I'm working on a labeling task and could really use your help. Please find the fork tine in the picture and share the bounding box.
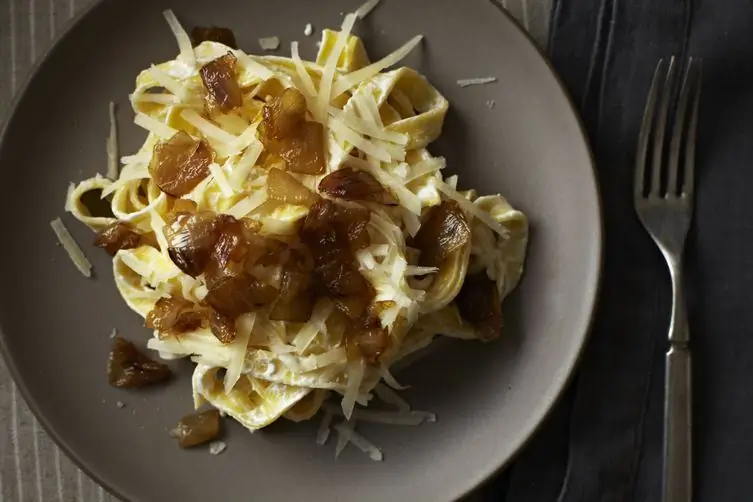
[667,58,695,196]
[635,59,666,200]
[650,56,678,197]
[682,60,702,198]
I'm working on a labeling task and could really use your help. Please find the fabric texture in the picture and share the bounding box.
[503,1,753,501]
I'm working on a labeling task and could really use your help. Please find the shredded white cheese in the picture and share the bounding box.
[380,363,409,390]
[225,313,255,393]
[333,422,383,461]
[342,358,365,420]
[209,441,227,455]
[304,23,314,37]
[330,107,408,145]
[134,113,178,139]
[330,120,391,162]
[258,36,281,51]
[334,419,355,459]
[106,102,119,180]
[50,218,92,278]
[291,42,318,98]
[324,404,434,426]
[356,0,382,19]
[180,109,239,146]
[435,180,511,238]
[331,35,423,98]
[374,383,410,413]
[456,77,498,87]
[316,13,358,122]
[163,10,196,66]
[148,64,187,100]
[208,163,234,197]
[316,410,333,445]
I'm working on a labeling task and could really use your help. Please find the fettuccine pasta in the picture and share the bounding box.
[65,9,528,439]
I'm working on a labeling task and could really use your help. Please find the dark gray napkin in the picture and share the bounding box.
[483,0,753,501]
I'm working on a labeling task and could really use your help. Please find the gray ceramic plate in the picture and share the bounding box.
[0,0,601,501]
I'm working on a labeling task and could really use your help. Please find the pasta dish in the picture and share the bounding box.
[62,7,528,456]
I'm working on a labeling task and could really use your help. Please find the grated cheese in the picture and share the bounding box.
[225,313,255,393]
[291,42,317,97]
[236,54,275,81]
[163,10,196,67]
[380,363,409,390]
[316,410,333,445]
[374,383,410,413]
[401,207,421,237]
[330,107,408,145]
[457,77,497,87]
[50,217,92,278]
[435,180,511,238]
[180,109,238,146]
[355,0,382,19]
[131,93,181,106]
[293,299,333,352]
[304,23,314,37]
[230,142,263,190]
[342,358,365,420]
[406,157,446,182]
[405,265,439,276]
[324,404,434,426]
[330,120,391,162]
[334,419,355,459]
[355,90,384,128]
[333,422,383,461]
[331,35,423,98]
[209,441,227,455]
[106,102,119,180]
[208,163,234,197]
[316,13,358,122]
[258,36,281,51]
[134,113,178,139]
[147,64,187,99]
[348,156,421,215]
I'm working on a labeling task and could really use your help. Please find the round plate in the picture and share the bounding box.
[0,0,601,501]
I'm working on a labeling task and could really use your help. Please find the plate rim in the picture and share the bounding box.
[0,1,603,500]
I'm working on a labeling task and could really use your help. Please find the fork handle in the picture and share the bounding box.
[663,341,692,502]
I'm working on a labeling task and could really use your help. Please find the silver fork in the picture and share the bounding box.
[634,57,701,502]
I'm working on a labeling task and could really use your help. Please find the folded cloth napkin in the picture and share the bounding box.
[482,0,753,501]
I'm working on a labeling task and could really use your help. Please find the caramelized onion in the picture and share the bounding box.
[266,168,319,207]
[191,26,238,49]
[301,200,373,311]
[455,273,502,341]
[262,88,307,139]
[260,89,326,175]
[108,337,172,388]
[318,168,397,205]
[170,409,222,448]
[209,310,237,343]
[278,121,326,175]
[412,200,471,267]
[205,271,276,318]
[165,211,222,277]
[200,53,243,112]
[207,216,247,276]
[269,258,314,322]
[93,222,141,256]
[149,131,213,197]
[145,297,205,335]
[355,326,391,363]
